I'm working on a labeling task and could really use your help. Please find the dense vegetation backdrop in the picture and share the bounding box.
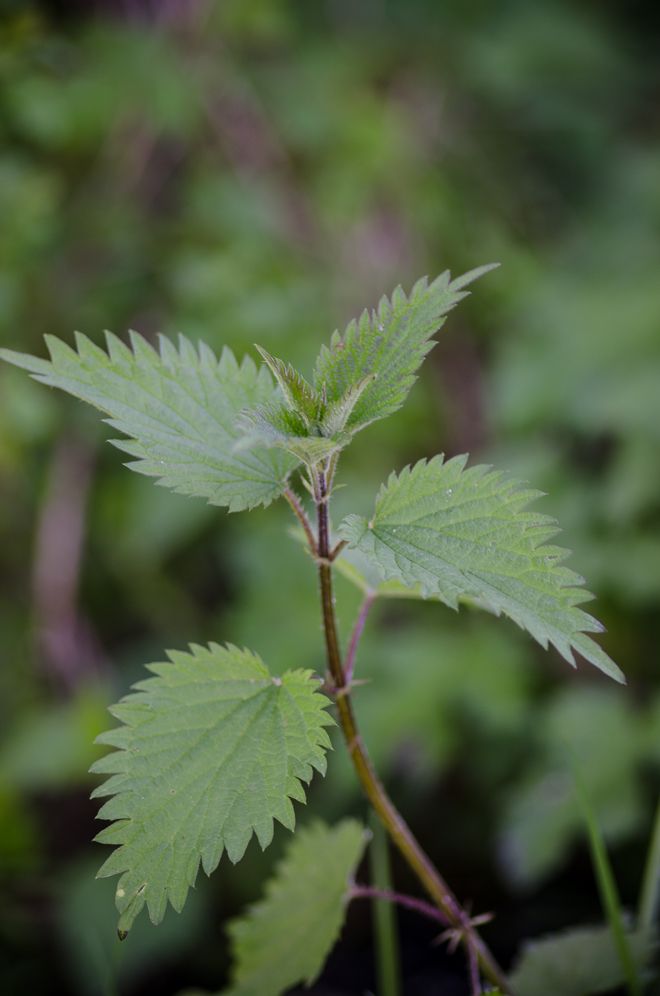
[1,1,659,993]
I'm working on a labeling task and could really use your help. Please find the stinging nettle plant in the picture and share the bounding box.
[1,265,624,996]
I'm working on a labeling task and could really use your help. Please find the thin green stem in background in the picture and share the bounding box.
[638,796,660,933]
[572,761,642,996]
[369,812,402,996]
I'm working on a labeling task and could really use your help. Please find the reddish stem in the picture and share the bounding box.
[283,486,317,556]
[344,591,376,686]
[330,538,348,561]
[313,468,510,994]
[351,884,448,926]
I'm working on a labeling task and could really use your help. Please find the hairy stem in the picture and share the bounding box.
[314,469,509,994]
[283,485,317,556]
[330,538,347,561]
[351,883,447,926]
[344,591,376,686]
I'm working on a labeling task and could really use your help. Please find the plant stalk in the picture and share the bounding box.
[352,882,446,927]
[573,759,642,996]
[638,795,660,932]
[284,486,317,555]
[367,814,402,996]
[344,591,376,686]
[314,469,510,994]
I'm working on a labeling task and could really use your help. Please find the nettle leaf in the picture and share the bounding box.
[254,345,322,425]
[334,541,498,610]
[334,542,428,599]
[240,349,368,465]
[90,643,333,935]
[236,402,349,465]
[240,263,490,465]
[0,333,298,511]
[225,820,366,996]
[339,454,623,683]
[509,924,655,996]
[314,264,497,434]
[319,372,377,437]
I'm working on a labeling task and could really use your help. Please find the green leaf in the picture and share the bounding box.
[246,353,377,463]
[334,542,498,611]
[0,332,298,511]
[236,402,348,465]
[339,454,623,683]
[333,542,430,600]
[254,345,321,425]
[313,265,497,434]
[90,643,333,935]
[319,372,377,437]
[290,522,498,610]
[225,820,366,996]
[58,856,209,996]
[509,924,655,996]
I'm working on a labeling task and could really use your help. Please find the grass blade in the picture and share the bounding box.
[572,759,642,996]
[638,796,660,933]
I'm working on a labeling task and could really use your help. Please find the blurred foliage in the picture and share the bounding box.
[0,0,658,993]
[499,687,657,888]
[509,923,656,996]
[58,857,210,996]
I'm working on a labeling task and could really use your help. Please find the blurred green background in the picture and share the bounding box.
[1,1,659,993]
